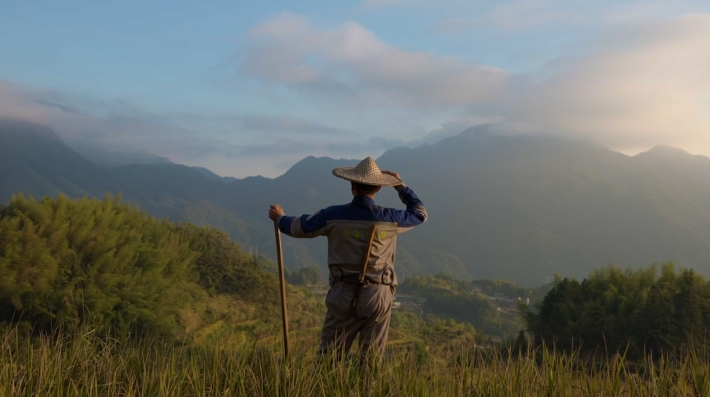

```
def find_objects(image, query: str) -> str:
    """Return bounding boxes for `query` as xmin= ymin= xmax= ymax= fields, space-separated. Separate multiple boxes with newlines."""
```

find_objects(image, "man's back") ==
xmin=277 ymin=187 xmax=426 ymax=286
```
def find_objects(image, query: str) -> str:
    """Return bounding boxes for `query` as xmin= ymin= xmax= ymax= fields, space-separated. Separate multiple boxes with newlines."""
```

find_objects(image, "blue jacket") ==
xmin=278 ymin=185 xmax=427 ymax=286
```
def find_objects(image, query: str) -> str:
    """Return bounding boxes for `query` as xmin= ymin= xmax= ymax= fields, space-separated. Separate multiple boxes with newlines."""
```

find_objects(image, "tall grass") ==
xmin=2 ymin=326 xmax=710 ymax=396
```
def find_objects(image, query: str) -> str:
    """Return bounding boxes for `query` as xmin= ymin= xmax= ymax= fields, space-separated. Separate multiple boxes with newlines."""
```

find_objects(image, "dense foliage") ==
xmin=181 ymin=224 xmax=275 ymax=299
xmin=522 ymin=263 xmax=710 ymax=357
xmin=0 ymin=194 xmax=322 ymax=340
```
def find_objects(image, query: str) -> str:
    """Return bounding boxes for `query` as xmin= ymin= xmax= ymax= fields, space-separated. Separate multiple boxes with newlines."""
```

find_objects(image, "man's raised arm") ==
xmin=381 ymin=170 xmax=428 ymax=229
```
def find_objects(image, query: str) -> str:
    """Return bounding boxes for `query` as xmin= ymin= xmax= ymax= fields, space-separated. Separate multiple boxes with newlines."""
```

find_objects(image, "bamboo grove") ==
xmin=0 ymin=193 xmax=323 ymax=341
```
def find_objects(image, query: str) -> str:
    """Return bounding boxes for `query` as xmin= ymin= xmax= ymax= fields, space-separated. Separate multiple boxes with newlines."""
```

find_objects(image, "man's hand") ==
xmin=381 ymin=170 xmax=404 ymax=187
xmin=269 ymin=204 xmax=285 ymax=221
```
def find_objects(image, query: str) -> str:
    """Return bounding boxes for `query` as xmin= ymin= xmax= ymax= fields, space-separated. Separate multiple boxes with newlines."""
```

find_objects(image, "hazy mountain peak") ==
xmin=434 ymin=124 xmax=497 ymax=146
xmin=65 ymin=140 xmax=174 ymax=167
xmin=638 ymin=145 xmax=691 ymax=158
xmin=280 ymin=156 xmax=358 ymax=179
xmin=191 ymin=166 xmax=223 ymax=180
xmin=458 ymin=123 xmax=496 ymax=137
xmin=634 ymin=145 xmax=710 ymax=172
xmin=634 ymin=145 xmax=710 ymax=164
xmin=0 ymin=118 xmax=62 ymax=142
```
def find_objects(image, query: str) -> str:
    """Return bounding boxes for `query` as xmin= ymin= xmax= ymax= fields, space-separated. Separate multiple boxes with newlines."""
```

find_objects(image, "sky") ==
xmin=1 ymin=0 xmax=709 ymax=177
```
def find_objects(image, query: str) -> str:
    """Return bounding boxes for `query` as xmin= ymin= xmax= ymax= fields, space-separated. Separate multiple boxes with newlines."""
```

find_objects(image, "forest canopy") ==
xmin=522 ymin=264 xmax=710 ymax=358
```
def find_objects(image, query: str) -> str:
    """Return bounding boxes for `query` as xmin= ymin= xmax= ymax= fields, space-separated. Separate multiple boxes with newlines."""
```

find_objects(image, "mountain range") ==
xmin=2 ymin=118 xmax=710 ymax=286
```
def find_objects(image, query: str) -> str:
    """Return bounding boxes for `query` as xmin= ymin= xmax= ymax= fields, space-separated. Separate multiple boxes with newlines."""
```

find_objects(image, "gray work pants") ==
xmin=318 ymin=282 xmax=394 ymax=362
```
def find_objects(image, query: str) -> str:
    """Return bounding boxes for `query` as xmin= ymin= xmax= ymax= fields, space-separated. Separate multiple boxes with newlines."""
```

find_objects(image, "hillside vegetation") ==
xmin=523 ymin=263 xmax=710 ymax=359
xmin=399 ymin=274 xmax=549 ymax=337
xmin=0 ymin=194 xmax=489 ymax=351
xmin=0 ymin=194 xmax=323 ymax=341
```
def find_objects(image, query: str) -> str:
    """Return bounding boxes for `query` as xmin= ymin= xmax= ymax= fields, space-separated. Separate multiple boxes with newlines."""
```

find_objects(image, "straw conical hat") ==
xmin=332 ymin=157 xmax=402 ymax=187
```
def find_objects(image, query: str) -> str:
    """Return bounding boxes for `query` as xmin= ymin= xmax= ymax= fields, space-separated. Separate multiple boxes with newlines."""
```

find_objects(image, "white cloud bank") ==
xmin=508 ymin=14 xmax=710 ymax=151
xmin=241 ymin=13 xmax=507 ymax=109
xmin=242 ymin=13 xmax=710 ymax=155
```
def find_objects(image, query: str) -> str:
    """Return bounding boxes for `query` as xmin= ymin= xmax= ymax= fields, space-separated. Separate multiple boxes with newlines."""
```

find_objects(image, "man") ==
xmin=267 ymin=157 xmax=427 ymax=362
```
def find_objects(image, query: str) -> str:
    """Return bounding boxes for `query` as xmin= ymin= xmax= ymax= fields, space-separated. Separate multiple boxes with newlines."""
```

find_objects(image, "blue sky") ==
xmin=1 ymin=0 xmax=709 ymax=176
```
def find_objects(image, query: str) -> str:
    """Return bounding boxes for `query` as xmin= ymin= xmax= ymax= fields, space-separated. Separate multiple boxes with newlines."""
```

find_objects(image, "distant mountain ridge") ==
xmin=65 ymin=140 xmax=174 ymax=167
xmin=2 ymin=119 xmax=710 ymax=286
xmin=0 ymin=119 xmax=115 ymax=200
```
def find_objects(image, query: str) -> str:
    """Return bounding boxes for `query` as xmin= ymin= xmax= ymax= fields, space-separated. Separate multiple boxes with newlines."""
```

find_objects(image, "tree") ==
xmin=287 ymin=266 xmax=321 ymax=285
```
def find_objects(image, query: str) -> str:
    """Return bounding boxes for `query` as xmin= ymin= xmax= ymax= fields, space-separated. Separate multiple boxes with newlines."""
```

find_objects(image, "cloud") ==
xmin=232 ymin=134 xmax=413 ymax=160
xmin=228 ymin=139 xmax=317 ymax=158
xmin=241 ymin=13 xmax=710 ymax=154
xmin=241 ymin=13 xmax=506 ymax=109
xmin=238 ymin=115 xmax=351 ymax=135
xmin=411 ymin=117 xmax=504 ymax=145
xmin=0 ymin=81 xmax=54 ymax=123
xmin=0 ymin=79 xmax=370 ymax=177
xmin=500 ymin=14 xmax=710 ymax=150
xmin=33 ymin=99 xmax=89 ymax=116
xmin=437 ymin=1 xmax=709 ymax=34
xmin=0 ymin=79 xmax=443 ymax=176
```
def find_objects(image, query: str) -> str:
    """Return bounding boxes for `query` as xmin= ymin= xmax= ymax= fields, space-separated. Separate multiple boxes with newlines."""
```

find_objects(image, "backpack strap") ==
xmin=350 ymin=225 xmax=378 ymax=319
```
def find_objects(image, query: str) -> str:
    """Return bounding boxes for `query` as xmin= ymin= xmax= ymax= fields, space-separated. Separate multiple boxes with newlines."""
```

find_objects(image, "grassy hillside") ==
xmin=3 ymin=326 xmax=710 ymax=396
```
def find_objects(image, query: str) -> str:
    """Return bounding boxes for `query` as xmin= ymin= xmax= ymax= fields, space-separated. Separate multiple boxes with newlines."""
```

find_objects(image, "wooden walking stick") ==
xmin=274 ymin=221 xmax=290 ymax=358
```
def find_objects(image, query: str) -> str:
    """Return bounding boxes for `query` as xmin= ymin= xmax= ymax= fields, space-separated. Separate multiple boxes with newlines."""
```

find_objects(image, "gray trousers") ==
xmin=318 ymin=282 xmax=394 ymax=361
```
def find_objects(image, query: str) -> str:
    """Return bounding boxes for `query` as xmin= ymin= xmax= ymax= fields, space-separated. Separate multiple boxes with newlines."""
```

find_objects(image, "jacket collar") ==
xmin=351 ymin=195 xmax=375 ymax=206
